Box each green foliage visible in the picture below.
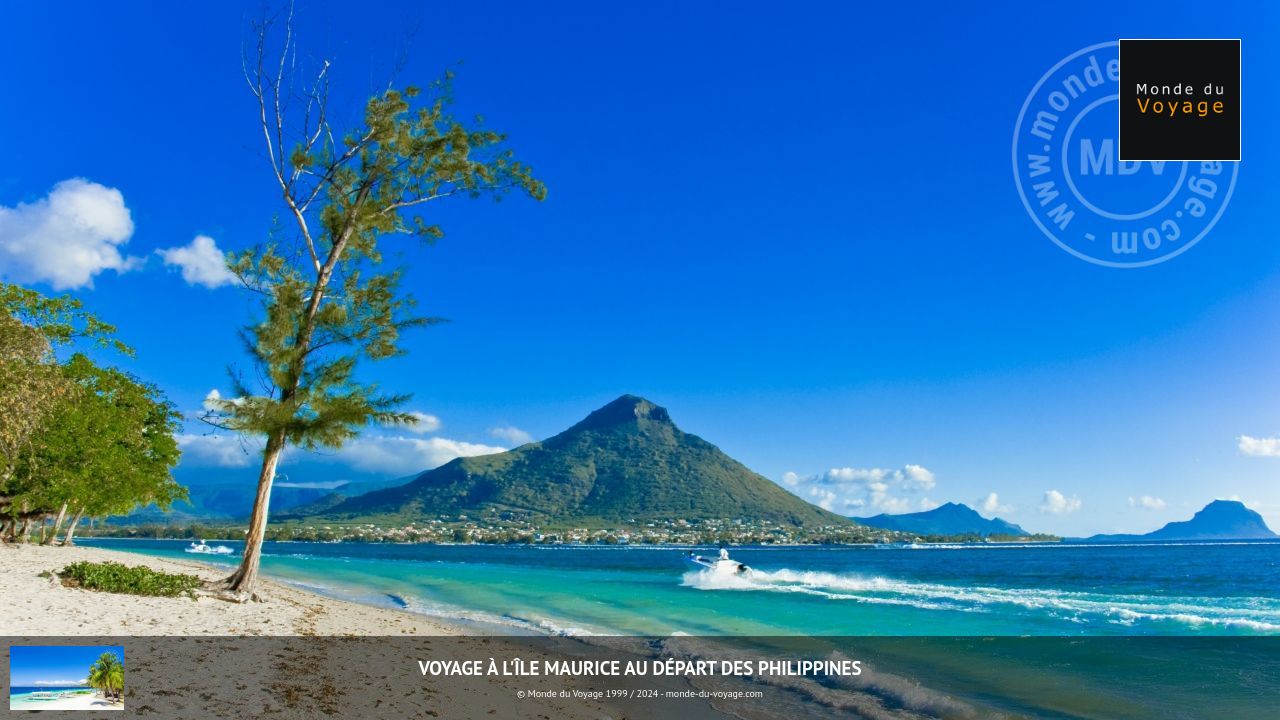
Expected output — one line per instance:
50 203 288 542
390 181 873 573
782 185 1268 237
0 312 67 474
59 561 200 598
1 285 181 535
210 15 545 589
209 74 544 454
7 355 185 521
0 282 132 355
87 651 125 702
319 395 851 528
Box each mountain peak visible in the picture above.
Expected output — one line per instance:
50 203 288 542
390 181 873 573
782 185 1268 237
315 394 847 527
1086 499 1276 542
857 502 1028 537
570 394 672 431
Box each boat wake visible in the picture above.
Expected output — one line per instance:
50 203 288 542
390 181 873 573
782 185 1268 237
682 567 1280 633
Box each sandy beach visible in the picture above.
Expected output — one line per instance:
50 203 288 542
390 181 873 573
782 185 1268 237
10 690 122 711
0 543 463 636
1 543 716 718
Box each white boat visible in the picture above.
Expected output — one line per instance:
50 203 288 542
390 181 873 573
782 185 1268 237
185 539 234 555
684 548 752 576
27 691 58 701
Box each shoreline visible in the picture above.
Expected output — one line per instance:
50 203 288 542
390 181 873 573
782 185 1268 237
10 690 121 712
0 543 467 636
0 543 728 719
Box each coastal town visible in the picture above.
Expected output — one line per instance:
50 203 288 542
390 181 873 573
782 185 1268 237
83 514 1059 546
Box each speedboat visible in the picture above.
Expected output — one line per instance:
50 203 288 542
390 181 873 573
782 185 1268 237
684 548 752 576
185 539 233 555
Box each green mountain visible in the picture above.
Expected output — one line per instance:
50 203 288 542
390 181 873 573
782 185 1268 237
304 395 850 527
857 502 1030 537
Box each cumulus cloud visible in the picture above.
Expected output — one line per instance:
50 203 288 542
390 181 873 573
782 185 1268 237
157 234 235 288
1039 490 1082 514
323 435 505 475
178 429 504 476
403 411 442 434
1239 435 1280 457
0 178 138 289
176 433 263 468
978 492 1012 515
201 388 247 413
1129 495 1167 510
488 425 534 445
781 464 938 515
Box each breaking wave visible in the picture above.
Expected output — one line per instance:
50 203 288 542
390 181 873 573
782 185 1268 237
682 568 1280 633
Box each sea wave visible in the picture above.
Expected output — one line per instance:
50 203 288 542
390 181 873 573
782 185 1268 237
393 594 605 637
681 568 1280 633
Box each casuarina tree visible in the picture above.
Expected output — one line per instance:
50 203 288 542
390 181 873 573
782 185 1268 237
203 7 544 597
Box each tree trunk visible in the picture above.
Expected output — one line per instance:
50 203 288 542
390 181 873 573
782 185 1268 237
64 508 86 546
19 517 32 543
43 503 68 545
224 430 287 596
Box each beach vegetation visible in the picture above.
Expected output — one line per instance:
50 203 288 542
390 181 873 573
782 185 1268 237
60 560 201 599
87 650 125 703
0 283 184 544
201 7 543 598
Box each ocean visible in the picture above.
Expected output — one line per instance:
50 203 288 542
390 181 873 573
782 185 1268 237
79 538 1280 636
71 539 1280 717
8 687 94 709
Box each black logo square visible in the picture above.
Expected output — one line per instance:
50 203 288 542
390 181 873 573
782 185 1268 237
1119 39 1240 161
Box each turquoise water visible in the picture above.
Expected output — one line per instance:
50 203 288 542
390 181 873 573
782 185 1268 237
9 688 94 709
81 539 1280 636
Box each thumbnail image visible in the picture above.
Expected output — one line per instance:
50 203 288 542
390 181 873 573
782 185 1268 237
8 645 124 711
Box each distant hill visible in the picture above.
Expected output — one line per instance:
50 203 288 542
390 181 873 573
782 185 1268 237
1085 500 1277 542
119 476 411 523
299 394 851 528
856 502 1029 537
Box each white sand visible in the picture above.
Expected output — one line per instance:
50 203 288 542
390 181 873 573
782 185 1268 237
0 543 720 718
0 543 463 636
10 691 122 711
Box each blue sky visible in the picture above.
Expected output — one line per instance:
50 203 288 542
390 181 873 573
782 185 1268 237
1 1 1278 535
9 646 122 687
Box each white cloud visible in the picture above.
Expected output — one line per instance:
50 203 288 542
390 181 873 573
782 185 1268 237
1040 490 1082 514
201 388 246 413
901 464 936 490
782 464 938 515
1128 495 1167 510
178 429 506 477
202 389 224 412
176 433 263 468
324 435 506 475
488 425 534 445
0 178 138 289
35 679 88 687
1239 435 1280 457
157 234 235 288
403 411 442 434
978 492 1011 515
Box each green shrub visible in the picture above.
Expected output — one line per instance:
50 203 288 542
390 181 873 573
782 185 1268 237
58 561 201 598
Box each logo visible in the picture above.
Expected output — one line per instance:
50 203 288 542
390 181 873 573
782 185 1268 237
1119 39 1240 161
1012 42 1237 268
